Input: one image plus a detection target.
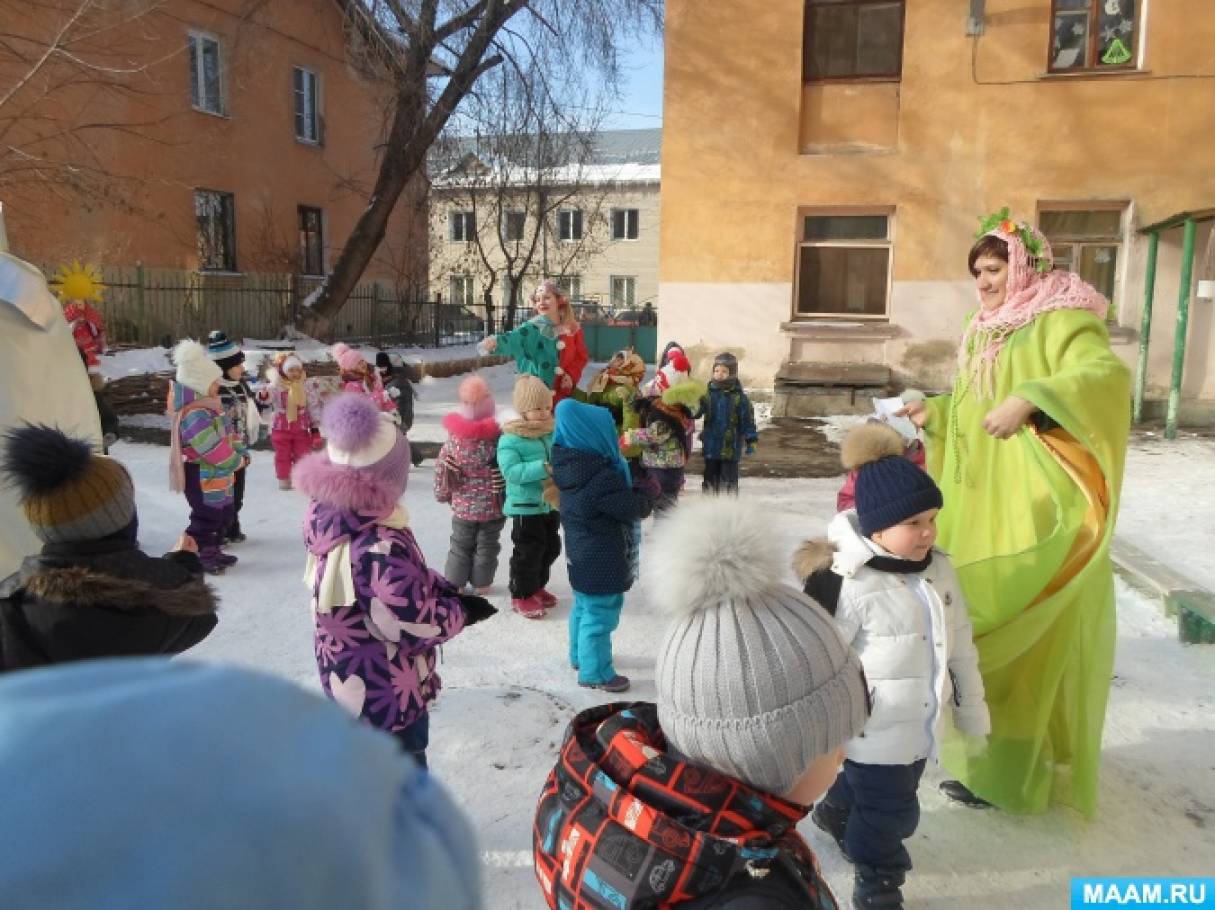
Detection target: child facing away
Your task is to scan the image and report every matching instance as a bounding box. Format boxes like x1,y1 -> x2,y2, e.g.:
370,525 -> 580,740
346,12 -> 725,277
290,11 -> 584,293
207,331 -> 260,542
795,423 -> 990,910
624,369 -> 706,513
258,352 -> 318,491
497,374 -> 561,619
293,394 -> 496,768
550,399 -> 657,693
376,351 -> 426,467
0,424 -> 218,671
533,495 -> 870,909
480,279 -> 588,402
167,340 -> 246,575
700,351 -> 758,494
434,375 -> 505,595
333,343 -> 396,415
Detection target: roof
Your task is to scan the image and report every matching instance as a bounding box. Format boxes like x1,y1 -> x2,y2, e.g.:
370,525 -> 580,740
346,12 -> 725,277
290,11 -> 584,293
431,128 -> 661,187
1139,208 -> 1215,234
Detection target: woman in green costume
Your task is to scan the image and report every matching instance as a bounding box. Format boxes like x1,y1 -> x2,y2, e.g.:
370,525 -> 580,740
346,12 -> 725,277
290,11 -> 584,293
900,211 -> 1130,816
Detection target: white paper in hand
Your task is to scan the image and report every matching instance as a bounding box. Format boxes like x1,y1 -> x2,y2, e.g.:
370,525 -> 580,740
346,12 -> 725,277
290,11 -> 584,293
872,396 -> 919,441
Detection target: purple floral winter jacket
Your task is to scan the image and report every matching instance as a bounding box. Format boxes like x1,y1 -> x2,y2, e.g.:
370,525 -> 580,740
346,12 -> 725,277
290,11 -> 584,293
305,503 -> 466,733
434,413 -> 503,523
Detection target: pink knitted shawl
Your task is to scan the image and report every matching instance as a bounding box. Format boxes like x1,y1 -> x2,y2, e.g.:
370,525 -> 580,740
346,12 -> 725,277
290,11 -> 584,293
960,226 -> 1108,395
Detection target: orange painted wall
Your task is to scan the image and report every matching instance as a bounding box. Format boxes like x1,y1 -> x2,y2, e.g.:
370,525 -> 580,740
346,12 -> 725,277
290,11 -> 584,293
1,0 -> 425,286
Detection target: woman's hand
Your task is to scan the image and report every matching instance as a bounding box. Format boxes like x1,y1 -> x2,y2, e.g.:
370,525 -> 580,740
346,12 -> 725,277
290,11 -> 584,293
982,395 -> 1037,439
895,399 -> 928,429
480,336 -> 497,353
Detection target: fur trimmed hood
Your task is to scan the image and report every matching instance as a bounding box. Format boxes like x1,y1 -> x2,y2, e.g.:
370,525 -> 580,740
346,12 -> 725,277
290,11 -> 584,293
18,565 -> 217,617
292,450 -> 406,515
792,538 -> 834,582
442,412 -> 500,441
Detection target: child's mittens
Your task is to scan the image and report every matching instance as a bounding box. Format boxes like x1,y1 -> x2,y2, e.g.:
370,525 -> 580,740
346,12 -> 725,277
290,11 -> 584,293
387,386 -> 401,400
490,466 -> 506,496
477,337 -> 496,356
458,594 -> 498,626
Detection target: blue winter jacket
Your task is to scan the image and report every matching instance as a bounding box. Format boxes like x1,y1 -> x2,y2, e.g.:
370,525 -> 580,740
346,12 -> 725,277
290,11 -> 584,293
552,446 -> 653,595
700,378 -> 758,461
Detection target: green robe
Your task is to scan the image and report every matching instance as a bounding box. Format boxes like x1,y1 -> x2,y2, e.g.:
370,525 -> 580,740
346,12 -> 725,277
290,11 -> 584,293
923,308 -> 1130,816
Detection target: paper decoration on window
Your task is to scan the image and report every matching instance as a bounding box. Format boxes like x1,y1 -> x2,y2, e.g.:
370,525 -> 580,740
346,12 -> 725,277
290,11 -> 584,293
1095,248 -> 1113,265
1102,37 -> 1132,64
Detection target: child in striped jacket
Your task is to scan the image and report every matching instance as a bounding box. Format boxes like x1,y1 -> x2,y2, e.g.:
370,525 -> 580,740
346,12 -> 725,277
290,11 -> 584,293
168,340 -> 245,574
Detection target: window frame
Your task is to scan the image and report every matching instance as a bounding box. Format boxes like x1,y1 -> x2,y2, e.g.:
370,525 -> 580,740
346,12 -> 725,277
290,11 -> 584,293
802,0 -> 907,84
449,210 -> 475,243
1037,202 -> 1128,319
293,66 -> 322,145
609,275 -> 637,309
792,208 -> 894,321
504,210 -> 526,242
1047,0 -> 1140,74
194,189 -> 237,273
558,209 -> 584,242
611,208 -> 640,241
297,205 -> 325,276
188,30 -> 225,116
449,275 -> 475,308
563,275 -> 582,300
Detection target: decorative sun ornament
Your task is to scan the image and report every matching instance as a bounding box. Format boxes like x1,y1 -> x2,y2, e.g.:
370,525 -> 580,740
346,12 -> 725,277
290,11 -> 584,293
50,260 -> 105,302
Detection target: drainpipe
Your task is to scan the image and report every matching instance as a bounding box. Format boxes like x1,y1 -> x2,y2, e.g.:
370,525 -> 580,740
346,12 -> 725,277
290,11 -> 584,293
1132,230 -> 1158,424
1165,217 -> 1198,440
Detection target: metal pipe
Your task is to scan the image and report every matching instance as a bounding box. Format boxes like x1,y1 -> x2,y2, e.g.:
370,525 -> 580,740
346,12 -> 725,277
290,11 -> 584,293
1132,231 -> 1159,424
1165,217 -> 1198,439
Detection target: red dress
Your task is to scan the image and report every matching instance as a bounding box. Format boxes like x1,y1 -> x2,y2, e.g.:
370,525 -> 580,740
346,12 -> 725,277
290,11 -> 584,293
553,324 -> 588,402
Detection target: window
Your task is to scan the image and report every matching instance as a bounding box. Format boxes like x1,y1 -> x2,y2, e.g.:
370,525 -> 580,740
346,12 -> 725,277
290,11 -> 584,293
610,276 -> 637,309
449,211 -> 475,242
188,32 -> 224,115
1039,207 -> 1124,314
562,275 -> 582,300
803,0 -> 905,81
298,206 -> 324,276
449,275 -> 475,308
558,209 -> 583,242
611,209 -> 639,241
504,210 -> 525,242
293,66 -> 321,143
1050,0 -> 1139,72
795,212 -> 892,318
195,190 -> 236,272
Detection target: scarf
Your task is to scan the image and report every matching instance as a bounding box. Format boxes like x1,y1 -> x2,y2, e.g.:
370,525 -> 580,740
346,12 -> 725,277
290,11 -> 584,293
501,414 -> 554,438
587,352 -> 645,394
168,396 -> 223,493
304,505 -> 410,614
281,373 -> 308,423
960,226 -> 1108,396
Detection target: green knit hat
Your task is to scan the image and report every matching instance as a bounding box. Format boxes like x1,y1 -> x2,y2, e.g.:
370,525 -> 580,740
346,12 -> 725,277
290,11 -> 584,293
2,424 -> 136,544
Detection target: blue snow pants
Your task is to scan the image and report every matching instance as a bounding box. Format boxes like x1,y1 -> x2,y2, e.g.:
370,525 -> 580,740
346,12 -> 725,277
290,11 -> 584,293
568,591 -> 625,685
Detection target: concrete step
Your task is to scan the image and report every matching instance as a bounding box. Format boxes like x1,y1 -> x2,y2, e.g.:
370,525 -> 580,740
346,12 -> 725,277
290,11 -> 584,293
1111,538 -> 1215,644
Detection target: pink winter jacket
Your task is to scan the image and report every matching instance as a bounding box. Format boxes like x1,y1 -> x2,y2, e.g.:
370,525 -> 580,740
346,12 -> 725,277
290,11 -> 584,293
434,413 -> 503,523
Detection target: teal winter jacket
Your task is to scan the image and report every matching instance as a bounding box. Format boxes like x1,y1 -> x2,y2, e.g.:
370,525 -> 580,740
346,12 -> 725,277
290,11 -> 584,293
497,431 -> 554,516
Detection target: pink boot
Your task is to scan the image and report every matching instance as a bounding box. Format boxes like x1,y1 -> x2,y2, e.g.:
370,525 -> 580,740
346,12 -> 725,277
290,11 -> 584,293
511,596 -> 545,619
535,588 -> 558,608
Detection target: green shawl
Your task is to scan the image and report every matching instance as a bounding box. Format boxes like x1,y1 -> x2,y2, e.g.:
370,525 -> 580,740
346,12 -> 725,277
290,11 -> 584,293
923,308 -> 1130,816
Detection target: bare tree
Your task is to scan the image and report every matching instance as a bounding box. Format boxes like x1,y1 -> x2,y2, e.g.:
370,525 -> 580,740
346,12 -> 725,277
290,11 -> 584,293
430,62 -> 614,334
297,0 -> 662,336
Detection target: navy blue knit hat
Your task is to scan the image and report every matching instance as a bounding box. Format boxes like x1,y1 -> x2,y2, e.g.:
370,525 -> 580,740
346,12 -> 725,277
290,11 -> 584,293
842,423 -> 942,536
207,330 -> 244,373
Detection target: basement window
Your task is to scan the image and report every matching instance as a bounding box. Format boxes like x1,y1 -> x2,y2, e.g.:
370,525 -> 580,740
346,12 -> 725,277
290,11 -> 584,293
795,212 -> 892,319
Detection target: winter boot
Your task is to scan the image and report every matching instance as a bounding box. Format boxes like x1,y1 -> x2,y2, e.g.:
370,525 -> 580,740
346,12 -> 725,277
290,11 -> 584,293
216,550 -> 238,568
811,800 -> 850,859
511,595 -> 546,619
198,546 -> 227,575
939,779 -> 992,808
579,675 -> 631,693
224,522 -> 246,544
852,865 -> 905,909
278,478 -> 293,491
535,588 -> 558,608
411,447 -> 425,467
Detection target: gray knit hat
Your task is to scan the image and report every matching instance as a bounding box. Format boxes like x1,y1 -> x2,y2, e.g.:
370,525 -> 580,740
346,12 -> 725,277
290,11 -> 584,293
645,496 -> 869,797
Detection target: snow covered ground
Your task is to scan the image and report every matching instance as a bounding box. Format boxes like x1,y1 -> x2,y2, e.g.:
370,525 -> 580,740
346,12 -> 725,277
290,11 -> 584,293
107,376 -> 1215,908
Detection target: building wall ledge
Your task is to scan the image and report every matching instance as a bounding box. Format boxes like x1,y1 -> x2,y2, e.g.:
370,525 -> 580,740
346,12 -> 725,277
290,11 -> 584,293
780,320 -> 903,341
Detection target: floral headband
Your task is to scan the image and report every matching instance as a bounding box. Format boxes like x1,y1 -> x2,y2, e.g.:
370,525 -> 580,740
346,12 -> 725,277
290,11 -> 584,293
977,207 -> 1052,273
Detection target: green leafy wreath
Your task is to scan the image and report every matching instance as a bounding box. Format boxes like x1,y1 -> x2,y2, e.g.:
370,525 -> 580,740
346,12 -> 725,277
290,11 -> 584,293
976,207 -> 1052,273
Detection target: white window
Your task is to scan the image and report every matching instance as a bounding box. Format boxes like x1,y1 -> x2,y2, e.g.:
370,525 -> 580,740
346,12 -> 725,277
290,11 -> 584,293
449,275 -> 475,307
449,211 -> 475,242
611,208 -> 639,241
195,189 -> 237,272
293,66 -> 321,143
188,32 -> 224,115
795,212 -> 892,318
562,275 -> 582,300
558,209 -> 583,242
1039,206 -> 1125,317
504,210 -> 525,242
610,276 -> 637,308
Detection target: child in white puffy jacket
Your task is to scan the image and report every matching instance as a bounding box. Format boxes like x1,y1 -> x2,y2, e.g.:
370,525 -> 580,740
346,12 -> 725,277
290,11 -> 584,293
794,423 -> 989,910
